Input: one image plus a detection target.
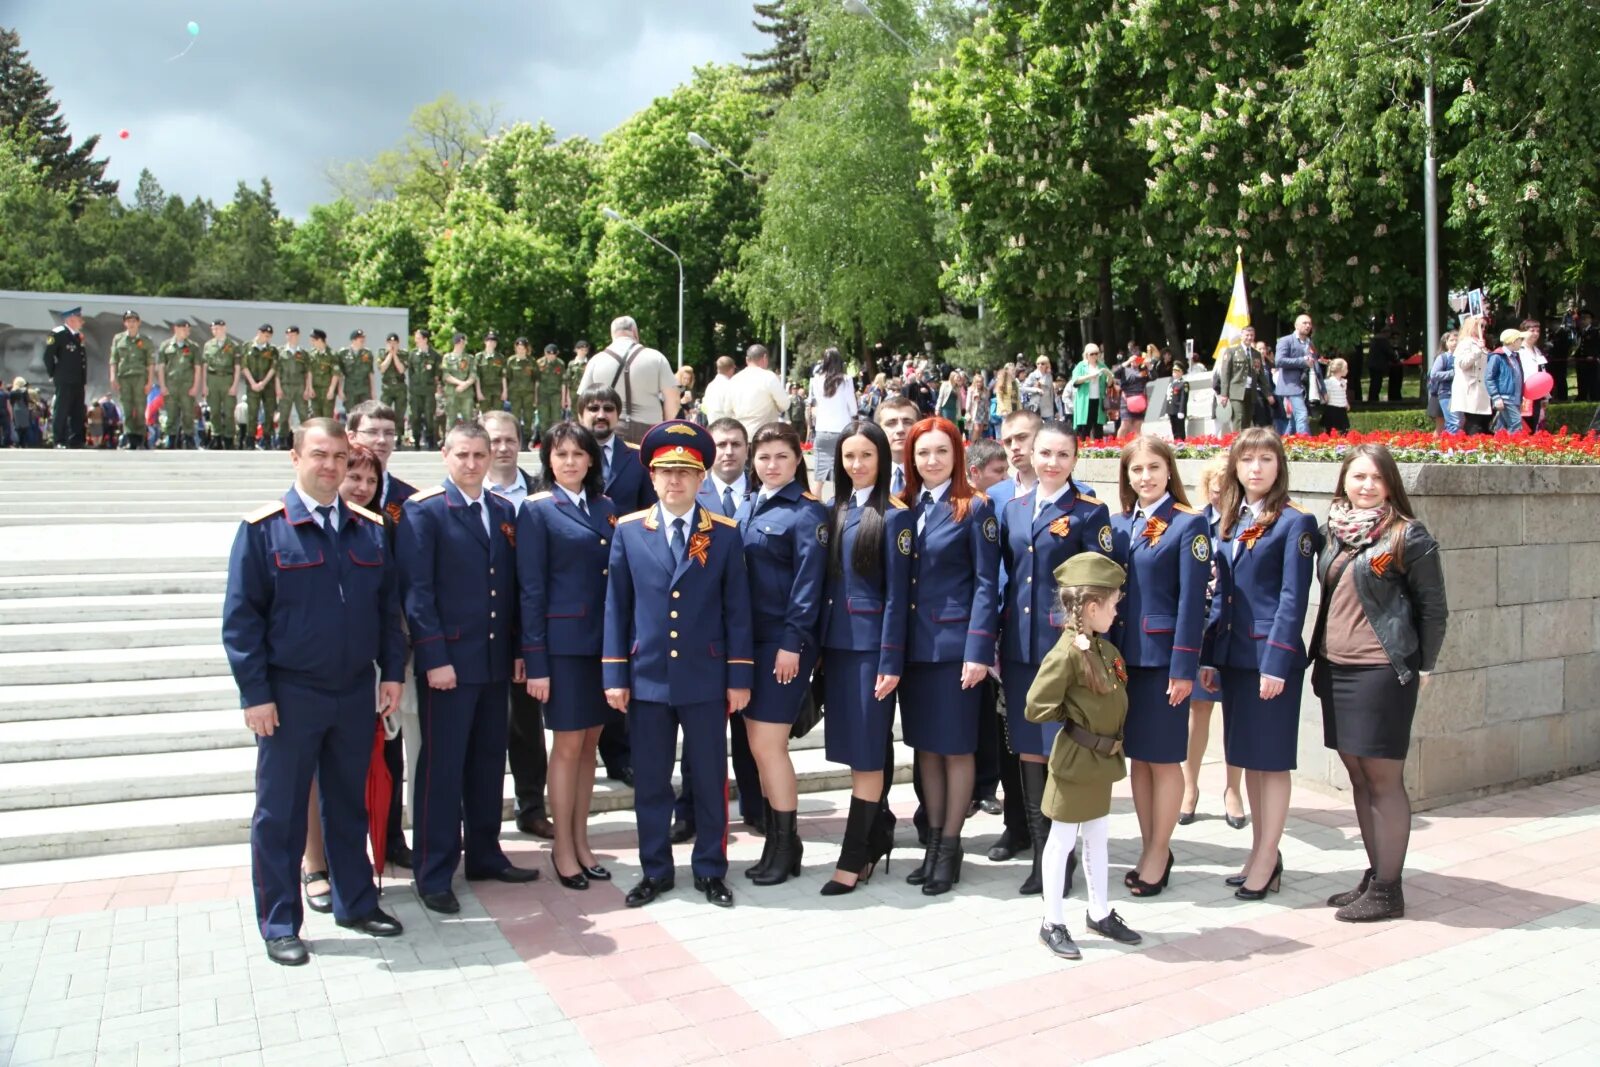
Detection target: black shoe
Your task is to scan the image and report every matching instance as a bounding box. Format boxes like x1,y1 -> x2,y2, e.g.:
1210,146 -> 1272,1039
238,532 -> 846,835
1039,923 -> 1081,960
1234,854 -> 1284,900
266,935 -> 309,966
583,863 -> 612,882
335,908 -> 404,937
1225,812 -> 1249,830
384,842 -> 413,869
671,819 -> 696,844
550,855 -> 589,891
1176,808 -> 1198,826
418,889 -> 460,914
625,876 -> 675,908
1086,909 -> 1143,945
822,796 -> 882,897
466,864 -> 540,884
907,828 -> 943,887
516,812 -> 555,839
1334,877 -> 1404,922
301,869 -> 332,914
978,797 -> 1002,816
751,809 -> 803,887
987,828 -> 1028,862
921,835 -> 964,896
694,876 -> 734,908
1128,851 -> 1173,899
744,809 -> 777,880
1327,868 -> 1374,909
606,767 -> 634,787
1224,872 -> 1249,888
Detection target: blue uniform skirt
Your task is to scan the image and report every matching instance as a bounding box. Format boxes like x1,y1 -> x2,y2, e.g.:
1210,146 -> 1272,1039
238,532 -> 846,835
745,641 -> 820,725
1123,665 -> 1189,764
900,661 -> 980,755
1195,666 -> 1224,702
822,648 -> 896,771
542,655 -> 620,733
1001,658 -> 1058,757
1220,665 -> 1303,772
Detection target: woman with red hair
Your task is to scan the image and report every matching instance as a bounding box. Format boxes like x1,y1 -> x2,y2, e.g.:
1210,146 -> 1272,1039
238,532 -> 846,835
900,417 -> 1002,896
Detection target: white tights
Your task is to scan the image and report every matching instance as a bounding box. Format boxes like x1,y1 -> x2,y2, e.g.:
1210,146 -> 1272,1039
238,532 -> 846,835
1042,816 -> 1110,926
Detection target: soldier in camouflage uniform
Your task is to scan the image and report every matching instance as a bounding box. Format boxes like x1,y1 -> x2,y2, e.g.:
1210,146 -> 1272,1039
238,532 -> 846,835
339,329 -> 375,411
201,319 -> 241,449
474,330 -> 507,418
307,329 -> 341,419
563,339 -> 590,420
378,331 -> 408,436
407,328 -> 440,450
109,310 -> 156,448
533,342 -> 567,446
240,324 -> 279,450
275,326 -> 312,448
505,337 -> 538,446
158,320 -> 201,449
441,331 -> 477,427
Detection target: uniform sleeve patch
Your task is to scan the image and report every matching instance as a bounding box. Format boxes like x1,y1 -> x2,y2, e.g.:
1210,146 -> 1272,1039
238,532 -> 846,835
982,515 -> 999,543
817,522 -> 830,546
1191,533 -> 1211,563
896,528 -> 913,556
1299,532 -> 1315,557
1098,524 -> 1114,552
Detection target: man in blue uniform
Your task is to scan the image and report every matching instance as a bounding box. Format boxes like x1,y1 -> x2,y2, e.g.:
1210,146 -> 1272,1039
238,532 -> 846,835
399,422 -> 539,915
222,418 -> 406,965
604,421 -> 754,909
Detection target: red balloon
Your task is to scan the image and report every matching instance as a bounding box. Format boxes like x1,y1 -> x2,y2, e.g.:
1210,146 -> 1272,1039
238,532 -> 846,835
1523,369 -> 1554,401
118,129 -> 130,140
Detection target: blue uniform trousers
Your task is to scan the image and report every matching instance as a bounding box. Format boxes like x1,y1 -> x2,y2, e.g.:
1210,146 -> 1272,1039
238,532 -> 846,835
251,675 -> 377,940
413,679 -> 512,894
633,700 -> 729,880
674,713 -> 765,828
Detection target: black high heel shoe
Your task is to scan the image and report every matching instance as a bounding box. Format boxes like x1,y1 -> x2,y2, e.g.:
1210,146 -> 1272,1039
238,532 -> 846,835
907,827 -> 943,887
822,796 -> 881,897
1128,851 -> 1173,898
921,835 -> 963,896
550,855 -> 589,891
1233,853 -> 1283,900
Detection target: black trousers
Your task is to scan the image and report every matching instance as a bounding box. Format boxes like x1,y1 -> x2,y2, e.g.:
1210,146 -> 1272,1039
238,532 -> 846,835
52,382 -> 85,447
973,678 -> 1001,801
383,731 -> 407,850
1579,359 -> 1600,403
506,683 -> 548,818
597,719 -> 631,778
1367,367 -> 1404,404
674,713 -> 764,826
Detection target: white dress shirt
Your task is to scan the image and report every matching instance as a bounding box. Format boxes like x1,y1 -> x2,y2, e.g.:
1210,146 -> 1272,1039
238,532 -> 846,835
659,502 -> 695,555
295,485 -> 339,532
708,472 -> 748,516
489,468 -> 529,511
1033,482 -> 1070,522
917,478 -> 950,535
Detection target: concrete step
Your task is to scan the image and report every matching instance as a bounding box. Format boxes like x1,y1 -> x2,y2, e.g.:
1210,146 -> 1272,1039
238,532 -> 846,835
0,593 -> 221,624
0,643 -> 229,685
0,675 -> 240,722
0,709 -> 247,762
0,511 -> 250,526
0,740 -> 915,862
0,617 -> 223,652
0,557 -> 226,579
0,572 -> 226,599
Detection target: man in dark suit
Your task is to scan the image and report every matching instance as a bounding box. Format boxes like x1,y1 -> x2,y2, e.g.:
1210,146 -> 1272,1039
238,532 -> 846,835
398,422 -> 539,915
578,384 -> 657,785
43,307 -> 88,448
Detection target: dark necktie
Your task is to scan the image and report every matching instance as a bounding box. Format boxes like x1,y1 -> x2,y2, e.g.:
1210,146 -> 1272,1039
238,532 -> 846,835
468,500 -> 482,535
1132,509 -> 1147,545
722,485 -> 736,518
892,467 -> 905,497
315,504 -> 335,532
602,443 -> 612,484
921,490 -> 934,507
579,497 -> 589,517
670,517 -> 686,564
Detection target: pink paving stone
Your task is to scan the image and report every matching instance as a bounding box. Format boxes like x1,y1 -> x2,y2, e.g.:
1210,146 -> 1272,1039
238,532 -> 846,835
670,987 -> 753,1025
1192,971 -> 1292,1015
598,1026 -> 721,1067
172,867 -> 233,886
1034,1018 -> 1135,1064
107,890 -> 173,909
0,883 -> 59,904
530,955 -> 611,990
726,1041 -> 817,1067
0,901 -> 48,921
576,998 -> 691,1046
54,878 -> 121,900
792,1023 -> 885,1066
641,962 -> 727,1000
596,941 -> 699,981
166,885 -> 229,905
592,919 -> 676,952
116,872 -> 178,891
548,974 -> 640,1018
699,1011 -> 786,1055
43,894 -> 111,917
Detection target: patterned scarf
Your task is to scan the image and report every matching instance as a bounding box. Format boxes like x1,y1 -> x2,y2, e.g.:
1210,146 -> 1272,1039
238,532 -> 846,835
1326,500 -> 1389,550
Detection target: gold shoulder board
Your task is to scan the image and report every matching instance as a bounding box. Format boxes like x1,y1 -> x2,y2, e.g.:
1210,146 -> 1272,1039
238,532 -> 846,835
707,512 -> 737,527
618,509 -> 651,524
625,441 -> 641,451
411,486 -> 446,501
1171,502 -> 1199,515
245,501 -> 285,524
529,491 -> 553,502
800,490 -> 819,501
347,501 -> 383,524
888,495 -> 909,510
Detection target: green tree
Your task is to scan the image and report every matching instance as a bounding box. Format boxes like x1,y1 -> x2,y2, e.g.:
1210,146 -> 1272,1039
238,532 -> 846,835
191,180 -> 290,301
328,93 -> 498,211
0,132 -> 76,290
456,121 -> 599,250
0,27 -> 115,208
281,199 -> 358,305
345,200 -> 434,324
746,0 -> 816,102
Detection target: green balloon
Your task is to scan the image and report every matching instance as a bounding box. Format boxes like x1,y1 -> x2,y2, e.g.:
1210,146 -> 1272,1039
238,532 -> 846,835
187,21 -> 200,36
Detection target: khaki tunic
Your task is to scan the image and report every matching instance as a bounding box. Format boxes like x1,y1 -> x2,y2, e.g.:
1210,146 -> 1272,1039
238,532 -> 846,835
1024,627 -> 1129,823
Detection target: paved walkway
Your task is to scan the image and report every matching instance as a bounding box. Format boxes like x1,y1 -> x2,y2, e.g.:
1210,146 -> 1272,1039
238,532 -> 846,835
2,764 -> 1597,1066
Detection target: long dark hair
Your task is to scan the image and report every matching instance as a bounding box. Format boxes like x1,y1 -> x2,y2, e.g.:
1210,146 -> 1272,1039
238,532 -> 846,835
829,419 -> 890,582
751,420 -> 804,491
1332,442 -> 1417,569
820,346 -> 846,399
538,420 -> 604,501
1217,427 -> 1290,540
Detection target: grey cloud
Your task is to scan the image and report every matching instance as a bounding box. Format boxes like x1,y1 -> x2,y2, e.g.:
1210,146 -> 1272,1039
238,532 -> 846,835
10,0 -> 767,215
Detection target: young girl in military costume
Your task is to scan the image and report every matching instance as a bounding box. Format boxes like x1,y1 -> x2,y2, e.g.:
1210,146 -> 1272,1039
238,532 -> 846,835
1025,552 -> 1143,960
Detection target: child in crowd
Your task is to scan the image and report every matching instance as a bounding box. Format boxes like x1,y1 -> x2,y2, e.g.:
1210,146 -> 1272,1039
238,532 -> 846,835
1322,358 -> 1351,434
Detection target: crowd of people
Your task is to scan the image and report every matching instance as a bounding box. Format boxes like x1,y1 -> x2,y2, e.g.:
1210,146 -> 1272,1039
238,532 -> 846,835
223,311 -> 1450,968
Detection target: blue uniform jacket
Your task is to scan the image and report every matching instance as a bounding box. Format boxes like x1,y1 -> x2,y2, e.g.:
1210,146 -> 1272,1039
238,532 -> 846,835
1202,503 -> 1321,680
908,493 -> 1001,665
222,490 -> 405,707
698,471 -> 754,518
819,500 -> 914,677
516,490 -> 618,680
398,480 -> 520,684
603,503 -> 755,703
735,480 -> 828,653
1109,498 -> 1210,680
601,436 -> 658,515
999,488 -> 1114,664
379,471 -> 417,525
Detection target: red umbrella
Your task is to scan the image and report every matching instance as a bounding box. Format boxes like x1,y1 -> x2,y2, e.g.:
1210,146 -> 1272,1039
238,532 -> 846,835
366,716 -> 394,881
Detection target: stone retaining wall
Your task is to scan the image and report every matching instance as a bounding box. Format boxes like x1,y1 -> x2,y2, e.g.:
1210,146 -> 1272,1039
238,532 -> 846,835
1076,457 -> 1600,808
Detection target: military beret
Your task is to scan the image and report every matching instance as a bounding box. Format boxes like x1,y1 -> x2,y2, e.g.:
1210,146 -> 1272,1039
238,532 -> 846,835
386,332 -> 400,342
543,343 -> 559,355
483,330 -> 498,341
122,309 -> 141,321
574,339 -> 591,350
172,319 -> 191,328
211,318 -> 227,327
416,328 -> 432,340
350,329 -> 366,340
311,328 -> 327,341
258,323 -> 273,333
1053,552 -> 1126,591
285,325 -> 300,334
452,332 -> 467,344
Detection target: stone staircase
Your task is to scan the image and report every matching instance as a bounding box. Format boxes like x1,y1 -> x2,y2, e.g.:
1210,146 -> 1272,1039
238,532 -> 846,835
0,449 -> 910,864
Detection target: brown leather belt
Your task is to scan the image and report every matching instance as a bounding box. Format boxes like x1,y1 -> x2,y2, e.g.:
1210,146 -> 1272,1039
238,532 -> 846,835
1066,721 -> 1123,757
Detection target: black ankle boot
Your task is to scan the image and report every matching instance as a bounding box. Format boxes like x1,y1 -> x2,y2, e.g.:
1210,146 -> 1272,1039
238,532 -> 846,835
821,796 -> 880,896
907,827 -> 943,886
1018,761 -> 1048,895
921,835 -> 963,896
744,809 -> 777,880
1327,868 -> 1374,908
752,809 -> 802,886
1335,876 -> 1404,922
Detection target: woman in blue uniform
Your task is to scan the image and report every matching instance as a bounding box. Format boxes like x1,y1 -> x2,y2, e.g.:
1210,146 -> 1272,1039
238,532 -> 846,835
900,417 -> 1001,896
737,421 -> 828,886
516,421 -> 621,890
1199,428 -> 1320,900
818,419 -> 913,896
1109,437 -> 1208,897
998,421 -> 1115,895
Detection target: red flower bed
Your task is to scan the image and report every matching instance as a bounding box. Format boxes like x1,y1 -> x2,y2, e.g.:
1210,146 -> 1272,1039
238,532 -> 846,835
1078,428 -> 1600,465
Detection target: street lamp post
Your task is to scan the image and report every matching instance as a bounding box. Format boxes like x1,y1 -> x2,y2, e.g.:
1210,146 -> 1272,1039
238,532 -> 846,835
601,206 -> 685,371
841,0 -> 915,53
687,131 -> 759,182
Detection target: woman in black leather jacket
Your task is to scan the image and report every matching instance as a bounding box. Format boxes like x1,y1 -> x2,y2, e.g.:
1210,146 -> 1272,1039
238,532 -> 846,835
1311,444 -> 1448,924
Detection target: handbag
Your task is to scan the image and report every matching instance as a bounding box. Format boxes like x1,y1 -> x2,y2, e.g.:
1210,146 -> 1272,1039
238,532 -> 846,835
1125,393 -> 1148,415
790,660 -> 824,739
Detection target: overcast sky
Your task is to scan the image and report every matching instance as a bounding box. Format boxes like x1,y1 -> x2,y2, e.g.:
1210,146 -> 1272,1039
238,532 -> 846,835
10,0 -> 768,216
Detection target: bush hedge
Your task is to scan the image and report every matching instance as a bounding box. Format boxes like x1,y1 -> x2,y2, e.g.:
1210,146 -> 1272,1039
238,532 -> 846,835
1347,402 -> 1596,434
